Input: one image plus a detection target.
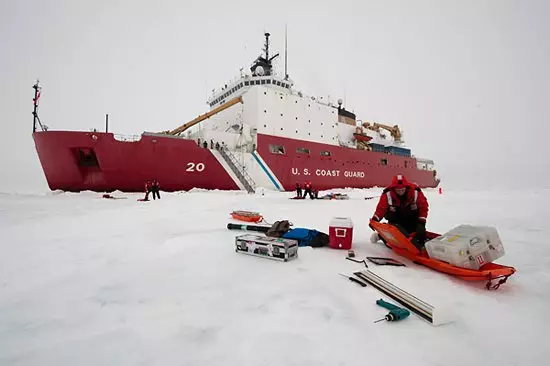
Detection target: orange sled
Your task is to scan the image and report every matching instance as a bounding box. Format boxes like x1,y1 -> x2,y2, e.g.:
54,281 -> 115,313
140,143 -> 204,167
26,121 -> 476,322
230,210 -> 264,223
370,220 -> 516,289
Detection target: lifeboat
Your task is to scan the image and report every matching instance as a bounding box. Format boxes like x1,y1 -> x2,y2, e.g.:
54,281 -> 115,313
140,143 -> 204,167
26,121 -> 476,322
353,132 -> 373,143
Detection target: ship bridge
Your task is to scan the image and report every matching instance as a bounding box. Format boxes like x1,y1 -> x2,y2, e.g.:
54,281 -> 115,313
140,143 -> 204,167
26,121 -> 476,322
208,32 -> 294,109
208,74 -> 294,108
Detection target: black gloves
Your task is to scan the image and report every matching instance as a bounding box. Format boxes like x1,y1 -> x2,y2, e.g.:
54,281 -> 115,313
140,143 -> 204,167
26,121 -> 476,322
416,221 -> 426,234
415,221 -> 426,244
369,216 -> 380,231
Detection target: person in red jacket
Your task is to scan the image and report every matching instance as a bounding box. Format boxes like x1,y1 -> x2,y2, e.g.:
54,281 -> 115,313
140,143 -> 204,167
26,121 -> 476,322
144,180 -> 151,201
370,174 -> 429,249
304,181 -> 314,199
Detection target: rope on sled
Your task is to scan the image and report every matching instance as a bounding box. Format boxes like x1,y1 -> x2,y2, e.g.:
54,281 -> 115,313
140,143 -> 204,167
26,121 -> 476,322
486,275 -> 511,290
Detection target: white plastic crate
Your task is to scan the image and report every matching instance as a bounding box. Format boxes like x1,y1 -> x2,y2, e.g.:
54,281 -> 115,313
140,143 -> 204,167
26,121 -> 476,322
425,225 -> 505,270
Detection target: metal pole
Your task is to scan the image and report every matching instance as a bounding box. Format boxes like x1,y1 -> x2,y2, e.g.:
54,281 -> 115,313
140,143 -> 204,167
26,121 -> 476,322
284,24 -> 288,79
32,81 -> 39,133
105,114 -> 109,133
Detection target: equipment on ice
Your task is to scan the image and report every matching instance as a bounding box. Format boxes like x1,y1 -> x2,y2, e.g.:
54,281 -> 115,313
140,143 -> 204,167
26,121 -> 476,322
346,256 -> 369,268
374,299 -> 410,323
424,225 -> 505,270
329,217 -> 354,250
230,210 -> 264,223
369,220 -> 516,290
353,270 -> 447,325
235,234 -> 298,262
227,223 -> 270,233
366,257 -> 406,267
338,273 -> 367,287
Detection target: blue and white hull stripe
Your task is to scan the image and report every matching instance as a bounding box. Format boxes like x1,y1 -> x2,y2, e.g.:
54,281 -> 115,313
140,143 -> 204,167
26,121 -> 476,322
251,150 -> 283,191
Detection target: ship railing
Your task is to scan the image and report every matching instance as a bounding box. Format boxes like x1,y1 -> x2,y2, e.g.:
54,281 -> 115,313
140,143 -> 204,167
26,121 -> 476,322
219,146 -> 256,193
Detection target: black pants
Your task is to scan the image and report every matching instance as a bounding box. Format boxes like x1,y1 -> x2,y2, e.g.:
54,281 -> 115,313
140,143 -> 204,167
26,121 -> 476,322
296,188 -> 302,198
304,188 -> 314,199
389,221 -> 426,250
152,189 -> 161,200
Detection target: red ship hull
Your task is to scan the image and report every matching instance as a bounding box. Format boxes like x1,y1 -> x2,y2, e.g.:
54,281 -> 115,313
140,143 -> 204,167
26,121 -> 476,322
33,131 -> 239,192
257,134 -> 439,191
33,131 -> 439,192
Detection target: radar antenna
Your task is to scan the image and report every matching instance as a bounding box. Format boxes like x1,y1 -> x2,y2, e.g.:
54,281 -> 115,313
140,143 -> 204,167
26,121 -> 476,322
250,32 -> 279,76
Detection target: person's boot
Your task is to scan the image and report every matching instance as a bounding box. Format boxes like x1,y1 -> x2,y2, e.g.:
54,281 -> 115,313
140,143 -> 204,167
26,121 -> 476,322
370,232 -> 380,243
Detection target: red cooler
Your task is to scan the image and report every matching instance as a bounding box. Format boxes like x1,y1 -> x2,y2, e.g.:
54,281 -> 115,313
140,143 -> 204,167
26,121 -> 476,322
329,217 -> 354,249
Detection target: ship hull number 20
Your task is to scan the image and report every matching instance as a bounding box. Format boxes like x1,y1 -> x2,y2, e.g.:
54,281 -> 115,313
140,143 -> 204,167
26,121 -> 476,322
186,162 -> 205,172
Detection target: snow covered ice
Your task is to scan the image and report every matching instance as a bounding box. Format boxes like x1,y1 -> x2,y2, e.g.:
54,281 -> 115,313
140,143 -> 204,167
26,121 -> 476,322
0,187 -> 548,366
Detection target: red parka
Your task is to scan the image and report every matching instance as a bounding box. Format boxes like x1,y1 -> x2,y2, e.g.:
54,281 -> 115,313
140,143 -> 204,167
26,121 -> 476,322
372,175 -> 429,223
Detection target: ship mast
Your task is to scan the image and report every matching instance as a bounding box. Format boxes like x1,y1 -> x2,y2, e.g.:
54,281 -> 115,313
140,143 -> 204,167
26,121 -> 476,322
285,24 -> 288,80
264,32 -> 270,60
250,32 -> 279,77
32,80 -> 45,133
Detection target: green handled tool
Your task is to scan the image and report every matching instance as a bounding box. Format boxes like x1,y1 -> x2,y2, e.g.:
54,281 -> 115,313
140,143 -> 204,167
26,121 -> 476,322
374,299 -> 410,323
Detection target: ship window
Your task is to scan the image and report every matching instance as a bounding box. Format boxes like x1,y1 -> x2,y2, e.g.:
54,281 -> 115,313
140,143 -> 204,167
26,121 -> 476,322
267,80 -> 271,84
261,80 -> 266,84
381,158 -> 388,166
296,147 -> 310,154
256,80 -> 260,85
269,144 -> 285,155
321,151 -> 332,157
276,81 -> 281,86
245,81 -> 249,86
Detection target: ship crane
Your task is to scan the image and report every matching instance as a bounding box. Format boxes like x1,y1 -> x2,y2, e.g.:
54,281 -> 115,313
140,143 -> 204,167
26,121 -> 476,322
372,122 -> 403,142
163,96 -> 243,136
361,121 -> 380,133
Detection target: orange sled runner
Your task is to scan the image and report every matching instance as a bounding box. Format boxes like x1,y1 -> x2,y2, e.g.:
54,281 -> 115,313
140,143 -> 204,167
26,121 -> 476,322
370,221 -> 516,290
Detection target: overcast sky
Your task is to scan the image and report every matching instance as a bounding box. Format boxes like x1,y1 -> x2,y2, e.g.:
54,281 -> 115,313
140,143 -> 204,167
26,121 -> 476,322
1,0 -> 548,193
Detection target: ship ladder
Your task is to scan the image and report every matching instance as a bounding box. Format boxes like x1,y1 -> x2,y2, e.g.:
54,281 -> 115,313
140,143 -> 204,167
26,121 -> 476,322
219,147 -> 256,193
